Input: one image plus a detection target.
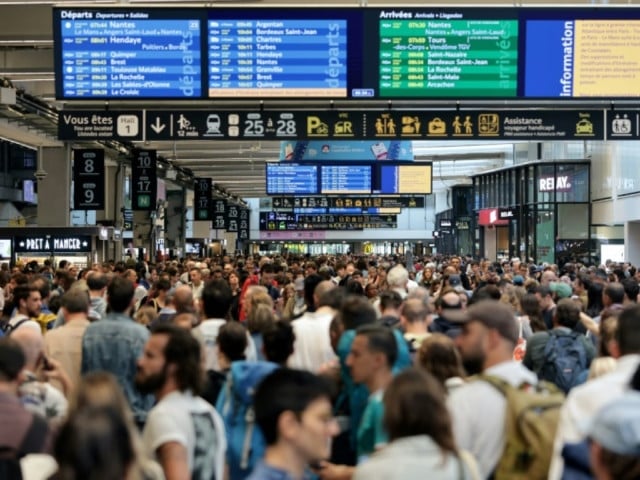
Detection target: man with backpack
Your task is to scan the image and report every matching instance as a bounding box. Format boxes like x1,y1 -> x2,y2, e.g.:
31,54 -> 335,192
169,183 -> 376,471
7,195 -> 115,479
523,298 -> 595,393
448,300 -> 563,479
136,324 -> 226,480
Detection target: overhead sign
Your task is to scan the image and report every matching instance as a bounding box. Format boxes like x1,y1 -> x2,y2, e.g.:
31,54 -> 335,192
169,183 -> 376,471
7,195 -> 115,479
260,212 -> 397,231
53,9 -> 202,99
54,7 -> 640,101
194,178 -> 212,221
58,109 -> 605,141
439,219 -> 453,228
14,235 -> 92,253
58,111 -> 143,141
271,196 -> 424,209
73,149 -> 104,210
606,111 -> 640,140
212,198 -> 228,230
238,208 -> 250,240
131,150 -> 157,211
226,204 -> 240,232
123,209 -> 134,230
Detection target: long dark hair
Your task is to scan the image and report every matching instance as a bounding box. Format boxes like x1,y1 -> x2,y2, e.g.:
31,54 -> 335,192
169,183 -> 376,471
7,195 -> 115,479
383,368 -> 456,454
520,293 -> 547,332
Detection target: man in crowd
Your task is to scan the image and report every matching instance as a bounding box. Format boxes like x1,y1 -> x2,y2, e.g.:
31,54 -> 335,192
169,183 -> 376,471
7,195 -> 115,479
137,324 -> 226,480
7,284 -> 42,334
247,369 -> 339,480
447,300 -> 538,478
82,277 -> 153,427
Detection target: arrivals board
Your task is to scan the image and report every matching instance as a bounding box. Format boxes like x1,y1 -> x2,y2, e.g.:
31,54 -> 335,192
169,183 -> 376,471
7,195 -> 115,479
265,163 -> 318,195
377,12 -> 518,98
54,7 -> 640,100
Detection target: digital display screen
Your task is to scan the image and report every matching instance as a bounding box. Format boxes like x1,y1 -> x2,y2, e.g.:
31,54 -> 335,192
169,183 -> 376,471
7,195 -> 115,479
378,164 -> 432,194
54,9 -> 202,99
321,165 -> 372,194
208,18 -> 347,97
53,7 -> 640,101
266,163 -> 318,195
0,240 -> 11,260
525,18 -> 640,98
377,13 -> 518,98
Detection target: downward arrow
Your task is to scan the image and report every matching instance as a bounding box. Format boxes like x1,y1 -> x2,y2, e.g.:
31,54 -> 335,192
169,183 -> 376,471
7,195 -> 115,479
150,117 -> 166,134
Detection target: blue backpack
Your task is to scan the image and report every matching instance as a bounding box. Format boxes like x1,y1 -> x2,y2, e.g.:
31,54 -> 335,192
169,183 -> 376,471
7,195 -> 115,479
539,331 -> 589,394
216,361 -> 279,480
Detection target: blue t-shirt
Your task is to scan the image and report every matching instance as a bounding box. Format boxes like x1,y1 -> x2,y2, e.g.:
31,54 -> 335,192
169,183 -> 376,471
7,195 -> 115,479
356,389 -> 387,462
246,462 -> 295,480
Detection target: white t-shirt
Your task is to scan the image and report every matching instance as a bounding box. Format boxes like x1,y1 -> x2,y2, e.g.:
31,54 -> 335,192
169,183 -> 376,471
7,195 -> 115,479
142,390 -> 226,480
288,308 -> 337,373
196,318 -> 257,371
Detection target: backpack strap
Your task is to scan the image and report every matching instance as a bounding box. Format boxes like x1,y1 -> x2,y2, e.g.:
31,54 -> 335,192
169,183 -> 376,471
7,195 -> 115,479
241,407 -> 255,470
6,319 -> 30,336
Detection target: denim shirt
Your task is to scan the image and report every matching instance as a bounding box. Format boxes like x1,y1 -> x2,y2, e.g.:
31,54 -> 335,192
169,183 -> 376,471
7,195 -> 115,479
81,312 -> 154,424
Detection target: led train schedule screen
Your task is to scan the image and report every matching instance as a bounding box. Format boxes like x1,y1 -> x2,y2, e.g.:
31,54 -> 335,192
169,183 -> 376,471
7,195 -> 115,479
377,11 -> 518,98
321,165 -> 372,194
208,18 -> 347,97
53,9 -> 202,99
266,163 -> 318,195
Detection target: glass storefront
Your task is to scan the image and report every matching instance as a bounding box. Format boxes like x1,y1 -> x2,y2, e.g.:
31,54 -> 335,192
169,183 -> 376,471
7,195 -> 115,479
473,161 -> 591,264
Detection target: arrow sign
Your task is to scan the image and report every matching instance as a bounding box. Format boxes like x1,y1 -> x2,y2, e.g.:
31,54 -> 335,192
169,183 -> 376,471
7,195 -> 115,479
150,117 -> 166,134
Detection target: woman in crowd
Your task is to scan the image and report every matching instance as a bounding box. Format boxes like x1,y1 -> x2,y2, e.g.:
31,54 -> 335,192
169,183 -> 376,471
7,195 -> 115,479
416,334 -> 466,393
353,368 -> 479,480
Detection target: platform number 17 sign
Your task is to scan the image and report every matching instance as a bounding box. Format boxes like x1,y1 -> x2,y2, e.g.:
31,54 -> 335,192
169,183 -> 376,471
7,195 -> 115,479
132,150 -> 157,211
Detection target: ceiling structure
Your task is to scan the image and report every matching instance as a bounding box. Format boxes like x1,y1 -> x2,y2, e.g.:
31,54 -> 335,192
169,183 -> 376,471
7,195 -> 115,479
0,0 -> 629,199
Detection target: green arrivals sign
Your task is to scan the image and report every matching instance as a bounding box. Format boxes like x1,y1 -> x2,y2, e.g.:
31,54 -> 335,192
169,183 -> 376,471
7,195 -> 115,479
379,19 -> 518,97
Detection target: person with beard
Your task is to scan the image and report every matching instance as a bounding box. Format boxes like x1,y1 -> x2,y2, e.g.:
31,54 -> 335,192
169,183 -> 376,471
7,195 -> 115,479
446,300 -> 537,479
136,324 -> 226,480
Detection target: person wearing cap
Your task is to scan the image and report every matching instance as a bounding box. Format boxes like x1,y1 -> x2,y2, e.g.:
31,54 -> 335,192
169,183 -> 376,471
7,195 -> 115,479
446,300 -> 538,478
549,281 -> 573,301
589,392 -> 640,479
549,304 -> 640,480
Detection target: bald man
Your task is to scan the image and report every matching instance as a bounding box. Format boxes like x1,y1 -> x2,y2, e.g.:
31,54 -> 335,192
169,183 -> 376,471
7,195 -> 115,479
11,328 -> 68,424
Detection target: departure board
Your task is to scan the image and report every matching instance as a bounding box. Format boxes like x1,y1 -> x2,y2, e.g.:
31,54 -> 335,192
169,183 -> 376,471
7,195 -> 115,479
54,9 -> 202,99
266,163 -> 318,195
378,16 -> 518,97
379,164 -> 432,194
208,18 -> 347,97
321,165 -> 372,194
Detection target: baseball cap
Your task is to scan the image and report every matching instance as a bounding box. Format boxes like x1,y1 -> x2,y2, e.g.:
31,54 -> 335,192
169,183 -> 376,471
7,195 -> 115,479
550,281 -> 572,299
447,300 -> 519,344
449,274 -> 462,287
513,275 -> 525,286
588,392 -> 640,456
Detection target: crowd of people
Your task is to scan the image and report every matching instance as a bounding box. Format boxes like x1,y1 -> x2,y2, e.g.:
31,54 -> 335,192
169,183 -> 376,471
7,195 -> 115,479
0,253 -> 639,480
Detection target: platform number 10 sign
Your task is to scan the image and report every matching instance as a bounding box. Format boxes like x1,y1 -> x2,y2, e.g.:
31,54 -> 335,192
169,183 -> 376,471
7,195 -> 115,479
132,150 -> 157,211
73,149 -> 105,210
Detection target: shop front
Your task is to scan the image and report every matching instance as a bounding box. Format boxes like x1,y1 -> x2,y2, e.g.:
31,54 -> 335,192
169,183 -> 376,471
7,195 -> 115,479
0,227 -> 102,269
473,161 -> 591,265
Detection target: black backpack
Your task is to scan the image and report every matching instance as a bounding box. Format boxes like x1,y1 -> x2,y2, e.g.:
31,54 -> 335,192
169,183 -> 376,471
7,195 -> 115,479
539,331 -> 589,393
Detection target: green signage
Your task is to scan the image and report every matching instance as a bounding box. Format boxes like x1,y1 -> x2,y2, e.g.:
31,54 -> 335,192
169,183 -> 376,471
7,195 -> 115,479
379,19 -> 518,97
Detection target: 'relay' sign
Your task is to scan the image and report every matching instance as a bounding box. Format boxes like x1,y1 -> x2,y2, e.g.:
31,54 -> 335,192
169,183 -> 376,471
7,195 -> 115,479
539,176 -> 572,192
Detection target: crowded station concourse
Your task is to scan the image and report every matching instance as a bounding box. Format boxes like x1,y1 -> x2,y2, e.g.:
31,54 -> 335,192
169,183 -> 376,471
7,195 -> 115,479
0,254 -> 638,479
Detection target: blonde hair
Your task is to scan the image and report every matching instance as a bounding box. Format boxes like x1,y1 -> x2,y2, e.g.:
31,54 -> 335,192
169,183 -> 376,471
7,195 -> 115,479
70,372 -> 163,480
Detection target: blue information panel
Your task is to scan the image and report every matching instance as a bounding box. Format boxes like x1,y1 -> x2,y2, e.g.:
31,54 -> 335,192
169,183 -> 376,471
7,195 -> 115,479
54,9 -> 202,99
266,163 -> 318,195
321,165 -> 372,194
208,18 -> 347,98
